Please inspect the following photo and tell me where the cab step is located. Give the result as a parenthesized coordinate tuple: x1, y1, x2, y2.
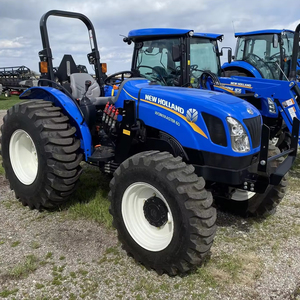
(87, 146, 115, 163)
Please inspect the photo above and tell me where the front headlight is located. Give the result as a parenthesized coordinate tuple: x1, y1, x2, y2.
(226, 117, 250, 153)
(267, 98, 276, 114)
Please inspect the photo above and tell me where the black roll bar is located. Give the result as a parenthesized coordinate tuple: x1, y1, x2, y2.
(39, 10, 105, 89)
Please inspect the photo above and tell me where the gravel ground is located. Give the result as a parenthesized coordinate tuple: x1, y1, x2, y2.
(0, 109, 300, 300)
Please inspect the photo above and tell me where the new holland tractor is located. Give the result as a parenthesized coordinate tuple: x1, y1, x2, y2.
(1, 10, 298, 275)
(222, 26, 300, 81)
(124, 27, 300, 155)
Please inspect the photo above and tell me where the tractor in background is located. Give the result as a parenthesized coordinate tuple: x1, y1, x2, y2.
(1, 11, 298, 275)
(222, 26, 300, 81)
(0, 66, 37, 97)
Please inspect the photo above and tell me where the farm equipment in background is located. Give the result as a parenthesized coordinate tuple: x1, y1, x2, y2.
(1, 10, 298, 275)
(222, 25, 300, 81)
(0, 66, 38, 97)
(125, 28, 300, 153)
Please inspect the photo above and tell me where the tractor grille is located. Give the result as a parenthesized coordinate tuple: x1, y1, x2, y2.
(243, 116, 262, 149)
(202, 113, 227, 147)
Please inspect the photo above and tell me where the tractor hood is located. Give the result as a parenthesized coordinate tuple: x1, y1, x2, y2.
(114, 79, 262, 156)
(119, 80, 261, 121)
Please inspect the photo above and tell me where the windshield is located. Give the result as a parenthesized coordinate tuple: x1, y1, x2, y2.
(136, 38, 181, 86)
(190, 37, 221, 87)
(235, 33, 294, 80)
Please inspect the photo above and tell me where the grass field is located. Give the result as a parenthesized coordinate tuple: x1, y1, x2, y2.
(0, 95, 24, 110)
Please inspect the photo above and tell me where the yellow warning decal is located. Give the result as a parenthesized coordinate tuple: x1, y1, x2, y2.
(123, 129, 131, 136)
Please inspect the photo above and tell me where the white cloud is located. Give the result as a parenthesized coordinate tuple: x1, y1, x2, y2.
(0, 38, 24, 49)
(0, 0, 299, 73)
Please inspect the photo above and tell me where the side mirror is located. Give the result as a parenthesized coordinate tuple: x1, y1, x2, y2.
(172, 45, 181, 62)
(221, 47, 232, 63)
(273, 34, 279, 48)
(228, 49, 232, 64)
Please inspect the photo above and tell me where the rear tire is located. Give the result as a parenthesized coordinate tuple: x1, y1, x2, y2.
(1, 100, 83, 209)
(223, 69, 252, 78)
(109, 151, 217, 275)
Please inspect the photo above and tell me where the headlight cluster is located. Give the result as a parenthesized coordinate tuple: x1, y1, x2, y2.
(267, 98, 276, 114)
(226, 117, 250, 153)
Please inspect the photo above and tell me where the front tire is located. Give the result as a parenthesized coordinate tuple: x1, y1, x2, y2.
(109, 151, 217, 275)
(1, 100, 83, 209)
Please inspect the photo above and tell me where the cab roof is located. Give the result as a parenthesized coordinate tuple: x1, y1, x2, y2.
(194, 32, 223, 40)
(235, 29, 294, 37)
(128, 28, 223, 41)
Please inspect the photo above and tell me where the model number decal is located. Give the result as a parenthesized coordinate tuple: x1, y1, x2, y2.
(145, 94, 184, 114)
(155, 111, 180, 126)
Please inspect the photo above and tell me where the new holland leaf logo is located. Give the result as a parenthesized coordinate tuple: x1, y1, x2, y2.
(186, 108, 198, 123)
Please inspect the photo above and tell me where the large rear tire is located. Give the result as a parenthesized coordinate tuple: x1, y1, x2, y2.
(109, 151, 217, 275)
(1, 100, 83, 209)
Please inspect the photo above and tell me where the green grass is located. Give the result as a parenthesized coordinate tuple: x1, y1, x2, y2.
(8, 254, 39, 279)
(0, 288, 18, 297)
(0, 95, 24, 110)
(45, 252, 53, 259)
(65, 165, 113, 228)
(0, 157, 5, 176)
(11, 240, 21, 247)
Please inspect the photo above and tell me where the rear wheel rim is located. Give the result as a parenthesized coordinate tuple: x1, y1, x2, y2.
(9, 129, 38, 185)
(122, 182, 174, 252)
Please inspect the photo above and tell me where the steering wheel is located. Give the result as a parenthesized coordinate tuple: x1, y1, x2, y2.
(104, 71, 134, 86)
(137, 65, 168, 86)
(190, 64, 199, 71)
(246, 53, 275, 78)
(246, 53, 272, 69)
(199, 71, 221, 90)
(269, 52, 281, 61)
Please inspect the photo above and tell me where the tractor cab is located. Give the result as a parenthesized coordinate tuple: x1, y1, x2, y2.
(232, 29, 294, 80)
(223, 27, 300, 81)
(127, 29, 223, 88)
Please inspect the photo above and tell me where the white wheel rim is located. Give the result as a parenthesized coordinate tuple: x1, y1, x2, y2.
(231, 189, 256, 201)
(9, 129, 38, 185)
(122, 182, 174, 252)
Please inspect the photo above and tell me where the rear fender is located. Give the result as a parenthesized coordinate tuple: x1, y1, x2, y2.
(222, 61, 263, 78)
(20, 87, 92, 160)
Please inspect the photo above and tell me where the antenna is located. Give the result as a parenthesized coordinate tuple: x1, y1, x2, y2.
(232, 21, 236, 35)
(275, 62, 289, 81)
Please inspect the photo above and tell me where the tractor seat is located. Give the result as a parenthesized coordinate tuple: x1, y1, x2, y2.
(70, 73, 147, 106)
(70, 73, 115, 106)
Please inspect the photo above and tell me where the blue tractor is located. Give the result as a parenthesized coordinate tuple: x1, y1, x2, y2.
(222, 27, 300, 80)
(125, 27, 300, 153)
(1, 11, 298, 275)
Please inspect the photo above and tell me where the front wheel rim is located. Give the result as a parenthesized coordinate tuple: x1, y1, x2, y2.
(122, 182, 174, 252)
(9, 129, 38, 185)
(231, 189, 256, 201)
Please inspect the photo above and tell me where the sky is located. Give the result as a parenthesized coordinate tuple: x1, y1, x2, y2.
(0, 0, 299, 75)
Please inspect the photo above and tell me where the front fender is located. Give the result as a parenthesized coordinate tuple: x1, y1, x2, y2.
(20, 87, 92, 160)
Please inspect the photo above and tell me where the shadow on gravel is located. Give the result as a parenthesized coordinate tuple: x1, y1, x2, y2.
(216, 208, 266, 233)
